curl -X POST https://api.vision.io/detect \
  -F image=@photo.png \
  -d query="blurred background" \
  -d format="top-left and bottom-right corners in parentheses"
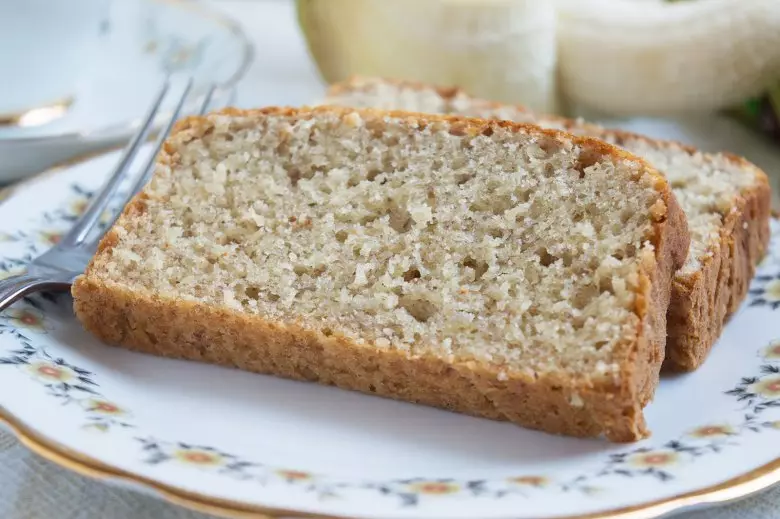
top-left (3, 0), bottom-right (780, 208)
top-left (1, 0), bottom-right (779, 204)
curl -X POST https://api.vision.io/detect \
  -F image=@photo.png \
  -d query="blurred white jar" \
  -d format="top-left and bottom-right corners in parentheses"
top-left (298, 0), bottom-right (559, 114)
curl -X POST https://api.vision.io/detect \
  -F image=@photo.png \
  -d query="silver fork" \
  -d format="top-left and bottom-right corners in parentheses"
top-left (0, 79), bottom-right (220, 312)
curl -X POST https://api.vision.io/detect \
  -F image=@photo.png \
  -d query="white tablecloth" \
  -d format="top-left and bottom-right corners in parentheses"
top-left (2, 1), bottom-right (779, 517)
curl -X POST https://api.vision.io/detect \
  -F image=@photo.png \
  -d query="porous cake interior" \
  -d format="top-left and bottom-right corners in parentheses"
top-left (591, 137), bottom-right (758, 276)
top-left (326, 80), bottom-right (763, 278)
top-left (95, 110), bottom-right (662, 377)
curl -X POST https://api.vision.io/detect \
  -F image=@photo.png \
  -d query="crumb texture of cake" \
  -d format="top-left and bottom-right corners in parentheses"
top-left (325, 77), bottom-right (772, 371)
top-left (73, 106), bottom-right (689, 442)
top-left (562, 132), bottom-right (765, 276)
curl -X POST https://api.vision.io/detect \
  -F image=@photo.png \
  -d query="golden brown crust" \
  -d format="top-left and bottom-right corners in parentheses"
top-left (636, 187), bottom-right (689, 399)
top-left (71, 279), bottom-right (647, 441)
top-left (666, 172), bottom-right (772, 370)
top-left (584, 131), bottom-right (771, 372)
top-left (326, 77), bottom-right (773, 372)
top-left (73, 106), bottom-right (690, 442)
top-left (176, 105), bottom-right (656, 169)
top-left (555, 126), bottom-right (771, 372)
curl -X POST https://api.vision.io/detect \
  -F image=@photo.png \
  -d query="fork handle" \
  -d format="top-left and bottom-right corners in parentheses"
top-left (0, 275), bottom-right (50, 312)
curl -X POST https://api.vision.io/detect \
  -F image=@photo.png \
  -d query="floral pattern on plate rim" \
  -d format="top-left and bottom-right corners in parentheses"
top-left (1, 185), bottom-right (780, 508)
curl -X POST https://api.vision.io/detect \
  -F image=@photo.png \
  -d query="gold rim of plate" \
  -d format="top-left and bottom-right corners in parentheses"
top-left (2, 149), bottom-right (780, 519)
top-left (0, 97), bottom-right (75, 129)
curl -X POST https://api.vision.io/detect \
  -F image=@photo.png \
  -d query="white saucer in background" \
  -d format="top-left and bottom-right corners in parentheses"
top-left (0, 0), bottom-right (252, 184)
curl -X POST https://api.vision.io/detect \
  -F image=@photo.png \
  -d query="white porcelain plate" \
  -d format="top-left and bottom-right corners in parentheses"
top-left (1, 150), bottom-right (780, 519)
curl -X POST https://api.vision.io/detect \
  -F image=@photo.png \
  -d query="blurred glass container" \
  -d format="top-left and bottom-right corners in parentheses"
top-left (297, 0), bottom-right (559, 114)
top-left (555, 0), bottom-right (780, 118)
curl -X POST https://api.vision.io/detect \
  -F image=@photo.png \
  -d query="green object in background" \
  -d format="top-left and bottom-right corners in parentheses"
top-left (730, 83), bottom-right (780, 145)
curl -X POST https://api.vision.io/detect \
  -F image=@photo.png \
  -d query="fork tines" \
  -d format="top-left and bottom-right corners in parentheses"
top-left (61, 79), bottom-right (219, 250)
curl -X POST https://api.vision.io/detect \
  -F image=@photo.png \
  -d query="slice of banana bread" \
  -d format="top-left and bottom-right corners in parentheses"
top-left (73, 106), bottom-right (689, 441)
top-left (325, 76), bottom-right (772, 371)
